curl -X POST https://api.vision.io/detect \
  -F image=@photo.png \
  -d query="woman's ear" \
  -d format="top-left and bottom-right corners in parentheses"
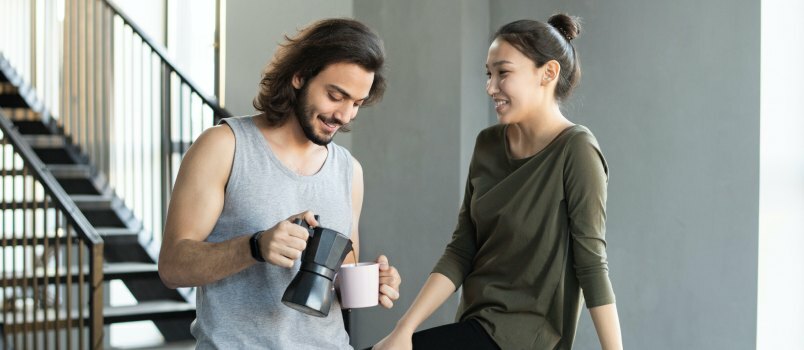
top-left (292, 73), bottom-right (305, 89)
top-left (541, 60), bottom-right (561, 85)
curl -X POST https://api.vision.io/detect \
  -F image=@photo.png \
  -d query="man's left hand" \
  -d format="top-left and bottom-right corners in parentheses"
top-left (376, 255), bottom-right (401, 308)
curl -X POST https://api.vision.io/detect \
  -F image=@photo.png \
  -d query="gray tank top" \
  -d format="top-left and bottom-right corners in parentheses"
top-left (190, 115), bottom-right (354, 349)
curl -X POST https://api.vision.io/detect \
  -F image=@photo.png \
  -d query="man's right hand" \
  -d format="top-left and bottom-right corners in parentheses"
top-left (258, 211), bottom-right (319, 268)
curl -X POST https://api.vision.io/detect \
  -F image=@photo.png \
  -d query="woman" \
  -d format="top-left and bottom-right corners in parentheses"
top-left (374, 14), bottom-right (623, 350)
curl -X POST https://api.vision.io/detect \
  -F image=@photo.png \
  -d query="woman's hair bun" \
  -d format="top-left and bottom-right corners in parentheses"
top-left (547, 13), bottom-right (581, 42)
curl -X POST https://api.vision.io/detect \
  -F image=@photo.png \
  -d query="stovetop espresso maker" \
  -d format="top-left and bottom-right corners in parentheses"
top-left (281, 216), bottom-right (353, 317)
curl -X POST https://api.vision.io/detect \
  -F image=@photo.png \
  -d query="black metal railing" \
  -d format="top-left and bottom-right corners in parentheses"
top-left (1, 0), bottom-right (231, 244)
top-left (1, 110), bottom-right (104, 349)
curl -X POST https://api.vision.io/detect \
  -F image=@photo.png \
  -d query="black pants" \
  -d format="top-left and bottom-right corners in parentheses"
top-left (411, 319), bottom-right (499, 350)
top-left (365, 319), bottom-right (499, 350)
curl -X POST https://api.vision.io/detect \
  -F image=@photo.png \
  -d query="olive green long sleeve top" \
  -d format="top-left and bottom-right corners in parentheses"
top-left (432, 124), bottom-right (615, 349)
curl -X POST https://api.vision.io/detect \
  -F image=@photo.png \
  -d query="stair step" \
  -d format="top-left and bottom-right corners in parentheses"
top-left (47, 163), bottom-right (94, 179)
top-left (0, 228), bottom-right (138, 247)
top-left (0, 300), bottom-right (195, 331)
top-left (19, 134), bottom-right (79, 165)
top-left (82, 208), bottom-right (127, 228)
top-left (105, 300), bottom-right (195, 324)
top-left (0, 262), bottom-right (160, 285)
top-left (56, 177), bottom-right (102, 195)
top-left (33, 148), bottom-right (78, 165)
top-left (0, 93), bottom-right (28, 108)
top-left (108, 340), bottom-right (196, 350)
top-left (21, 134), bottom-right (66, 148)
top-left (103, 262), bottom-right (160, 280)
top-left (96, 227), bottom-right (141, 246)
top-left (71, 194), bottom-right (114, 209)
top-left (10, 119), bottom-right (53, 135)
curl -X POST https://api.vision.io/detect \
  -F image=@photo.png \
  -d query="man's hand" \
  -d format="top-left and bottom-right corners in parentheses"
top-left (258, 211), bottom-right (319, 268)
top-left (376, 255), bottom-right (401, 308)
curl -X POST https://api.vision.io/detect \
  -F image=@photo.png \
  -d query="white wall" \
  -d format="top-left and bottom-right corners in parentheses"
top-left (758, 0), bottom-right (804, 348)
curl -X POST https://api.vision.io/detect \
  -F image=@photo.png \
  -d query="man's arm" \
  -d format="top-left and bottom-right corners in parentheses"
top-left (157, 125), bottom-right (313, 289)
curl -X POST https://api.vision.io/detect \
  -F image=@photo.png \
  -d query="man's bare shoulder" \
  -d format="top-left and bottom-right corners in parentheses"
top-left (175, 124), bottom-right (236, 186)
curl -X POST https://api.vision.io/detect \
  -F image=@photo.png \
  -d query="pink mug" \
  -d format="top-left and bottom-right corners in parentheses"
top-left (338, 262), bottom-right (379, 309)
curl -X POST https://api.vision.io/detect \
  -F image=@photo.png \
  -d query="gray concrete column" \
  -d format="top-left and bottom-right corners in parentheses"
top-left (350, 1), bottom-right (490, 348)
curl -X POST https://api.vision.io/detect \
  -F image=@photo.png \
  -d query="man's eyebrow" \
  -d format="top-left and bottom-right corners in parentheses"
top-left (327, 84), bottom-right (369, 101)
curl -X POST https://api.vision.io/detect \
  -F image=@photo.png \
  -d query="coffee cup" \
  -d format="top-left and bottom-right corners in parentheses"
top-left (338, 262), bottom-right (379, 309)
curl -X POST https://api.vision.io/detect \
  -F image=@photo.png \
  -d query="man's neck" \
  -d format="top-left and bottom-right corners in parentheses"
top-left (255, 113), bottom-right (329, 176)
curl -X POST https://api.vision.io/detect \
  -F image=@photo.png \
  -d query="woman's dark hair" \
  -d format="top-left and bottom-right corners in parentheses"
top-left (493, 14), bottom-right (582, 102)
top-left (253, 18), bottom-right (386, 127)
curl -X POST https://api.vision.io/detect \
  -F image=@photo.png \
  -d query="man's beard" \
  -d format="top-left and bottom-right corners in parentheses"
top-left (294, 87), bottom-right (341, 146)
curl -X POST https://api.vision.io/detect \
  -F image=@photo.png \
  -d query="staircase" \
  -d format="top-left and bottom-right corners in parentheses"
top-left (1, 59), bottom-right (196, 348)
top-left (0, 0), bottom-right (234, 347)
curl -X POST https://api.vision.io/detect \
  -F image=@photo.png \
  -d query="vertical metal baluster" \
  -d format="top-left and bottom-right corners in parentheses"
top-left (119, 23), bottom-right (128, 202)
top-left (107, 6), bottom-right (115, 183)
top-left (65, 224), bottom-right (72, 348)
top-left (160, 63), bottom-right (172, 237)
top-left (94, 0), bottom-right (102, 177)
top-left (87, 0), bottom-right (96, 168)
top-left (146, 51), bottom-right (153, 241)
top-left (1, 137), bottom-right (7, 349)
top-left (11, 151), bottom-right (18, 350)
top-left (71, 0), bottom-right (79, 144)
top-left (31, 171), bottom-right (38, 349)
top-left (77, 0), bottom-right (86, 155)
top-left (89, 241), bottom-right (102, 349)
top-left (53, 212), bottom-right (60, 350)
top-left (138, 39), bottom-right (145, 223)
top-left (144, 48), bottom-right (152, 239)
top-left (30, 0), bottom-right (37, 89)
top-left (61, 0), bottom-right (70, 138)
top-left (100, 3), bottom-right (109, 181)
top-left (78, 240), bottom-right (84, 350)
top-left (189, 92), bottom-right (195, 152)
top-left (42, 0), bottom-right (47, 98)
top-left (178, 83), bottom-right (184, 160)
top-left (42, 194), bottom-right (49, 349)
top-left (126, 26), bottom-right (133, 206)
top-left (21, 167), bottom-right (28, 350)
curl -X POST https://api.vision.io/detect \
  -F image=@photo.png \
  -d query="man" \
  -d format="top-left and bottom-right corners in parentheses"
top-left (158, 18), bottom-right (401, 349)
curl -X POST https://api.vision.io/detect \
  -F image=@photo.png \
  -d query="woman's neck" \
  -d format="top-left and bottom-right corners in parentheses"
top-left (506, 104), bottom-right (573, 159)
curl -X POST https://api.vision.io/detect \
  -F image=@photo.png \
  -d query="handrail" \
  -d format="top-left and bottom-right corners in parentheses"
top-left (101, 0), bottom-right (232, 121)
top-left (1, 108), bottom-right (105, 349)
top-left (0, 109), bottom-right (102, 246)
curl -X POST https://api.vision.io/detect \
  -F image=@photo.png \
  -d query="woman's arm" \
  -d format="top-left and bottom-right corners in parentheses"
top-left (373, 273), bottom-right (456, 350)
top-left (589, 303), bottom-right (623, 350)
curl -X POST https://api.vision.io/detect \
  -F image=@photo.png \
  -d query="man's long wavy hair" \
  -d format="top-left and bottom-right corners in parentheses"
top-left (253, 18), bottom-right (386, 131)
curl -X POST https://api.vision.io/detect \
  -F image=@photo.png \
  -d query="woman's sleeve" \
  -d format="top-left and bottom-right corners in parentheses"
top-left (431, 158), bottom-right (478, 290)
top-left (563, 132), bottom-right (616, 307)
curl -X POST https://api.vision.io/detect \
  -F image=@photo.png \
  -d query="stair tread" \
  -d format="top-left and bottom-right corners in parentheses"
top-left (0, 300), bottom-right (195, 326)
top-left (103, 262), bottom-right (160, 280)
top-left (105, 300), bottom-right (196, 324)
top-left (21, 134), bottom-right (66, 148)
top-left (48, 163), bottom-right (94, 178)
top-left (1, 262), bottom-right (159, 282)
top-left (71, 193), bottom-right (113, 203)
top-left (1, 228), bottom-right (138, 247)
top-left (96, 227), bottom-right (140, 235)
top-left (108, 340), bottom-right (196, 350)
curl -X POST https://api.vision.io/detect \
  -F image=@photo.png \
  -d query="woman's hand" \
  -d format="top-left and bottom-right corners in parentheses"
top-left (372, 328), bottom-right (413, 350)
